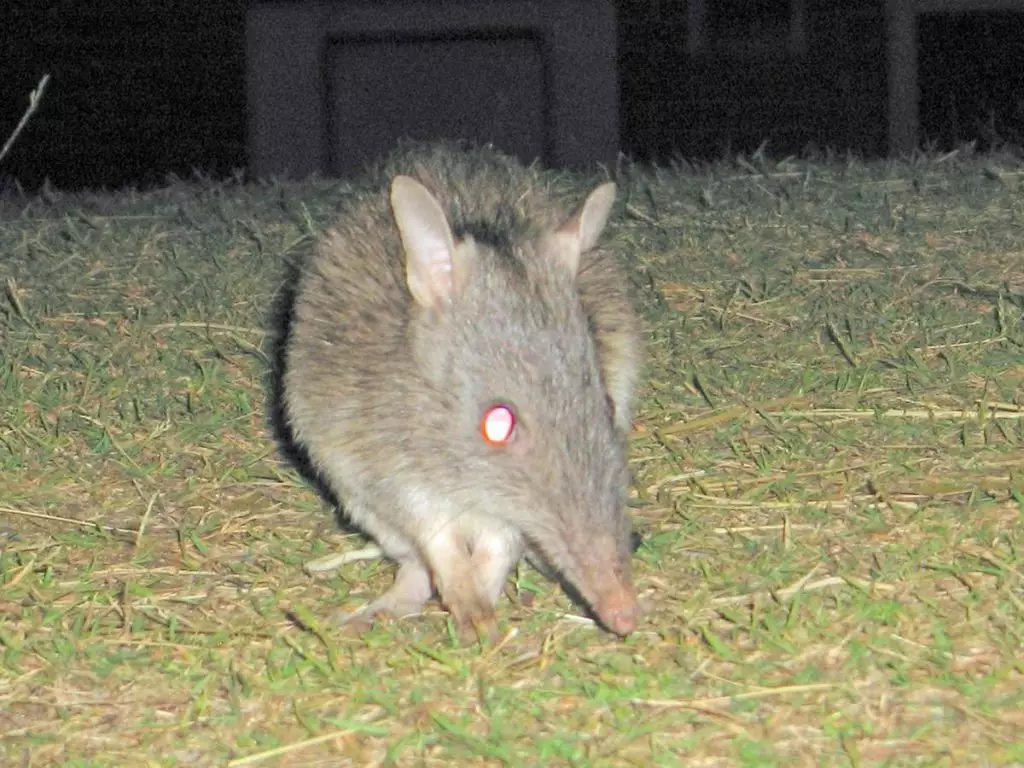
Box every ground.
[1,150,1022,766]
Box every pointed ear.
[552,181,617,274]
[390,175,456,309]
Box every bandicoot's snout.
[593,580,640,636]
[571,533,639,636]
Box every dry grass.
[1,150,1023,766]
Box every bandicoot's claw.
[334,607,379,635]
[460,612,502,645]
[333,559,434,633]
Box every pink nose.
[596,588,640,636]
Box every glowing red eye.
[481,404,516,445]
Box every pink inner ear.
[391,174,457,308]
[420,245,453,297]
[406,235,475,308]
[558,216,582,238]
[544,230,582,275]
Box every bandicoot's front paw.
[448,602,502,645]
[333,603,393,635]
[334,591,431,635]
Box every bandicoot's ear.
[550,181,617,274]
[391,175,458,309]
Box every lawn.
[1,150,1023,766]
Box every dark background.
[2,0,1023,192]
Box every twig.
[148,322,267,336]
[774,407,1022,421]
[5,277,32,326]
[630,682,836,710]
[709,574,894,608]
[76,412,144,471]
[0,74,51,165]
[303,545,383,574]
[0,504,137,536]
[227,727,368,767]
[132,482,159,551]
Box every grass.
[1,149,1023,766]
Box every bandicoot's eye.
[480,404,516,445]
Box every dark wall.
[619,0,888,161]
[918,10,1024,148]
[1,1,1022,191]
[2,0,246,191]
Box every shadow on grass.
[263,253,358,536]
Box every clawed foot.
[334,559,433,633]
[317,528,517,644]
[448,600,502,645]
[330,559,502,644]
[334,595,430,634]
[335,594,503,645]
